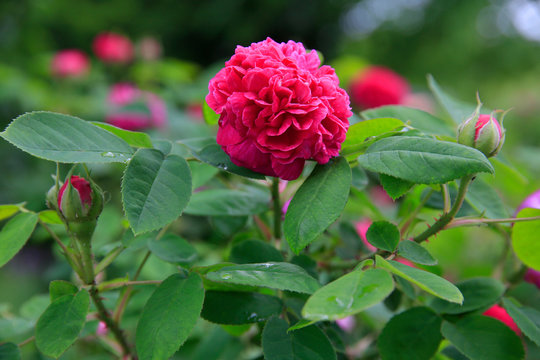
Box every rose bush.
[206,37,352,180]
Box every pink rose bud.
[57,175,103,223]
[524,268,540,289]
[355,219,376,252]
[336,315,356,333]
[516,189,540,214]
[93,32,134,64]
[482,305,521,335]
[51,50,90,78]
[457,105,505,158]
[206,38,352,180]
[349,66,410,109]
[96,321,108,336]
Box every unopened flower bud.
[46,184,59,210]
[457,106,505,157]
[57,175,103,223]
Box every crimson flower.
[93,32,134,64]
[51,50,90,78]
[349,66,410,109]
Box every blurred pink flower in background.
[137,36,162,61]
[516,189,540,214]
[524,268,540,289]
[370,186,394,207]
[355,219,376,252]
[402,92,435,113]
[51,49,90,78]
[93,32,134,64]
[186,103,203,121]
[482,305,521,335]
[349,66,410,109]
[106,83,167,131]
[336,315,356,333]
[395,257,416,268]
[96,321,108,336]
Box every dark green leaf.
[0,343,21,360]
[380,174,414,200]
[49,281,79,301]
[229,239,284,264]
[203,101,220,125]
[0,212,38,268]
[366,221,400,252]
[184,187,270,216]
[194,143,266,179]
[502,298,540,346]
[397,241,437,266]
[1,111,133,163]
[35,290,90,358]
[441,316,524,360]
[465,178,508,219]
[512,208,540,269]
[430,278,504,314]
[136,273,205,360]
[351,166,369,190]
[357,136,494,184]
[189,160,219,189]
[376,255,463,303]
[201,291,282,325]
[284,157,351,254]
[262,317,336,360]
[91,122,153,148]
[147,233,197,265]
[122,148,192,234]
[427,75,477,124]
[302,269,394,321]
[205,262,320,294]
[378,307,442,360]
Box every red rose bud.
[349,66,410,109]
[51,49,90,78]
[57,175,103,222]
[93,32,134,64]
[483,305,521,335]
[457,104,505,157]
[206,38,352,180]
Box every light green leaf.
[262,317,336,360]
[427,75,477,124]
[342,117,404,151]
[366,220,400,252]
[357,136,493,184]
[430,278,504,314]
[122,148,192,235]
[503,297,540,346]
[35,290,90,359]
[376,255,463,304]
[147,233,197,265]
[302,268,394,321]
[91,122,153,148]
[136,273,205,360]
[441,316,524,360]
[203,101,220,125]
[0,204,22,221]
[465,178,508,219]
[284,157,351,254]
[0,212,38,268]
[205,262,320,294]
[189,160,219,189]
[184,188,270,216]
[512,208,540,270]
[0,343,21,360]
[1,111,133,163]
[38,210,63,225]
[49,280,79,301]
[397,241,438,266]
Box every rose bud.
[57,175,103,223]
[457,105,505,157]
[482,305,521,335]
[349,66,410,109]
[92,32,134,64]
[206,38,352,180]
[51,49,90,78]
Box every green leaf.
[380,174,414,200]
[441,316,524,360]
[1,111,133,163]
[194,143,266,179]
[136,273,205,360]
[430,278,505,314]
[465,178,508,219]
[262,317,336,360]
[302,268,394,321]
[357,136,494,184]
[20,295,50,321]
[38,210,63,225]
[91,122,153,148]
[229,239,284,264]
[512,208,540,269]
[203,101,220,125]
[184,188,270,216]
[0,204,21,221]
[284,157,351,254]
[205,262,320,294]
[351,166,369,190]
[122,148,192,235]
[0,212,38,268]
[362,105,454,136]
[189,160,219,189]
[287,319,318,332]
[49,280,79,301]
[366,220,400,252]
[0,343,21,360]
[341,117,404,150]
[427,75,477,124]
[201,291,282,325]
[376,255,463,304]
[35,290,90,359]
[502,297,540,346]
[397,241,437,266]
[147,233,197,265]
[378,307,442,360]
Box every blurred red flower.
[93,32,134,64]
[51,49,90,78]
[483,305,521,335]
[349,66,410,109]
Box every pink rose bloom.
[516,189,540,214]
[483,305,521,335]
[51,49,90,78]
[206,38,352,180]
[93,32,134,64]
[524,268,540,289]
[355,219,376,252]
[395,257,416,268]
[349,66,410,109]
[106,83,167,131]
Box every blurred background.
[1,0,540,358]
